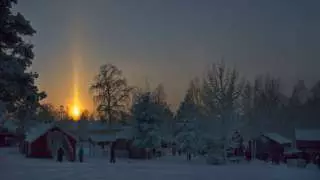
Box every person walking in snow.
[187,151,192,160]
[110,142,116,163]
[152,148,156,157]
[78,145,84,162]
[57,148,64,162]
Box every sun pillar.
[69,53,82,120]
[68,19,85,121]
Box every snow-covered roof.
[90,134,116,142]
[263,133,292,144]
[295,129,320,141]
[25,123,55,142]
[88,122,109,131]
[25,123,77,143]
[116,126,133,139]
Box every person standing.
[57,148,64,162]
[78,145,84,163]
[316,154,320,169]
[110,142,116,163]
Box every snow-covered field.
[0,148,319,180]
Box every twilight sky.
[16,0,320,111]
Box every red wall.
[296,140,320,152]
[255,135,291,161]
[28,127,76,161]
[115,139,129,150]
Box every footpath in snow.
[0,148,319,180]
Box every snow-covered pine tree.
[175,79,203,159]
[0,0,46,132]
[175,118,198,160]
[152,84,174,147]
[132,91,162,150]
[228,130,244,157]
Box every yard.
[0,147,319,180]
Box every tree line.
[85,62,320,157]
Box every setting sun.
[71,105,81,120]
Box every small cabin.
[255,133,292,162]
[88,125,134,158]
[87,124,151,159]
[22,123,77,161]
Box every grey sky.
[16,0,320,110]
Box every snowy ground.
[0,148,319,180]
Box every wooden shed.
[295,129,320,163]
[23,123,77,161]
[255,133,292,163]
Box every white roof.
[90,134,116,142]
[88,122,109,131]
[263,133,292,144]
[25,123,77,143]
[295,129,320,141]
[116,126,133,139]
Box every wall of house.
[296,140,320,162]
[28,127,77,161]
[29,131,52,158]
[115,139,129,150]
[128,146,149,159]
[255,135,290,160]
[296,140,320,151]
[66,131,76,161]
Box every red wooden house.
[22,123,77,161]
[295,129,320,163]
[0,120,17,147]
[255,133,292,163]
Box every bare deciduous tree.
[202,62,244,160]
[90,64,134,124]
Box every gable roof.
[25,123,54,142]
[88,125,133,142]
[263,133,292,144]
[88,121,109,131]
[25,123,77,143]
[90,134,116,142]
[295,129,320,141]
[116,126,133,139]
